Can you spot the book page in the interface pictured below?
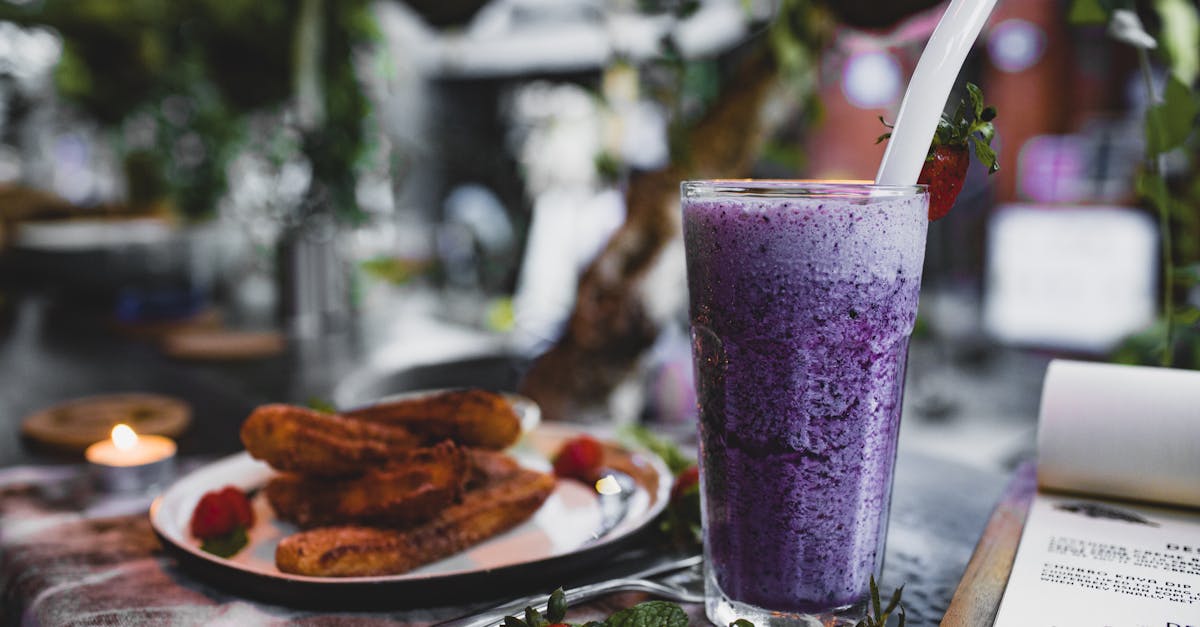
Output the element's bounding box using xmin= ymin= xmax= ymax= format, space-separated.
xmin=994 ymin=491 xmax=1200 ymax=626
xmin=1038 ymin=360 xmax=1200 ymax=509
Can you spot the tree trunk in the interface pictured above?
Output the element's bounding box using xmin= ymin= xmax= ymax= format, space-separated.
xmin=519 ymin=47 xmax=784 ymax=421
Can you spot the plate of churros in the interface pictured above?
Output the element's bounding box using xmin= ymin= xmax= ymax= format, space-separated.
xmin=149 ymin=389 xmax=672 ymax=608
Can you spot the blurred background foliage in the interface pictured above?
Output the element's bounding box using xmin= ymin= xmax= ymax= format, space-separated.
xmin=0 ymin=0 xmax=376 ymax=222
xmin=1069 ymin=0 xmax=1200 ymax=367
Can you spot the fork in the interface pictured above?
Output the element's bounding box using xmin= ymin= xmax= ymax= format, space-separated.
xmin=438 ymin=554 xmax=703 ymax=627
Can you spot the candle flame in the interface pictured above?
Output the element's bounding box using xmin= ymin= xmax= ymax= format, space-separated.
xmin=111 ymin=424 xmax=139 ymax=451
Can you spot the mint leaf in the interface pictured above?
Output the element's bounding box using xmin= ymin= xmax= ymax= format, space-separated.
xmin=730 ymin=620 xmax=755 ymax=627
xmin=200 ymin=526 xmax=248 ymax=558
xmin=547 ymin=588 xmax=567 ymax=623
xmin=605 ymin=601 xmax=688 ymax=627
xmin=525 ymin=606 xmax=547 ymax=627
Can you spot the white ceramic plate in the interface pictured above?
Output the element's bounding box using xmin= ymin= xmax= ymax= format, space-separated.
xmin=149 ymin=422 xmax=671 ymax=608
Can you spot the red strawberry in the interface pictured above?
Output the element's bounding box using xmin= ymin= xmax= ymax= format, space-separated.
xmin=190 ymin=491 xmax=239 ymax=539
xmin=671 ymin=465 xmax=700 ymax=503
xmin=879 ymin=82 xmax=999 ymax=222
xmin=552 ymin=435 xmax=605 ymax=482
xmin=219 ymin=486 xmax=255 ymax=528
xmin=919 ymin=145 xmax=969 ymax=221
xmin=190 ymin=486 xmax=254 ymax=539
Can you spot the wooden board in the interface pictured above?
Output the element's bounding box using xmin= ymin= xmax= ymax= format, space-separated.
xmin=941 ymin=462 xmax=1037 ymax=627
xmin=21 ymin=393 xmax=191 ymax=451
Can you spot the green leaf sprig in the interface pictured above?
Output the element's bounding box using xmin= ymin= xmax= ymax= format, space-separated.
xmin=1071 ymin=0 xmax=1200 ymax=367
xmin=199 ymin=526 xmax=249 ymax=558
xmin=620 ymin=426 xmax=701 ymax=549
xmin=507 ymin=578 xmax=906 ymax=627
xmin=504 ymin=589 xmax=688 ymax=627
xmin=876 ymin=82 xmax=999 ymax=174
xmin=621 ymin=425 xmax=694 ymax=475
xmin=854 ymin=576 xmax=906 ymax=627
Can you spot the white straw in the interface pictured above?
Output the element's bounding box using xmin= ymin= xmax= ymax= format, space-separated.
xmin=875 ymin=0 xmax=1001 ymax=186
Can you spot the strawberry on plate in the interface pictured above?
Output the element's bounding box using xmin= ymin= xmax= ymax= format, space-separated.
xmin=670 ymin=465 xmax=700 ymax=503
xmin=190 ymin=485 xmax=254 ymax=558
xmin=552 ymin=434 xmax=605 ymax=483
xmin=879 ymin=82 xmax=999 ymax=221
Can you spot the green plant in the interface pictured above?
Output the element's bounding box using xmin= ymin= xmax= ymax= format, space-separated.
xmin=506 ymin=577 xmax=906 ymax=627
xmin=504 ymin=588 xmax=688 ymax=627
xmin=1070 ymin=0 xmax=1200 ymax=367
xmin=855 ymin=576 xmax=906 ymax=627
xmin=0 ymin=0 xmax=377 ymax=222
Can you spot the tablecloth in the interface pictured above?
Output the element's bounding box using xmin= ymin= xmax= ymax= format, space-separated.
xmin=0 ymin=464 xmax=703 ymax=627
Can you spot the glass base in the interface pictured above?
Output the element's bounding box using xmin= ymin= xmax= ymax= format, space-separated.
xmin=705 ymin=571 xmax=866 ymax=627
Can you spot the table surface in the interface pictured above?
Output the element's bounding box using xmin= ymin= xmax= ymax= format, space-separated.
xmin=0 ymin=295 xmax=1010 ymax=624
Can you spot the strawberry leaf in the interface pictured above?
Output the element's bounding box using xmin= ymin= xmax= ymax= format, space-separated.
xmin=877 ymin=82 xmax=1000 ymax=185
xmin=975 ymin=122 xmax=995 ymax=144
xmin=200 ymin=526 xmax=248 ymax=558
xmin=973 ymin=140 xmax=999 ymax=174
xmin=966 ymin=82 xmax=985 ymax=119
xmin=933 ymin=118 xmax=955 ymax=148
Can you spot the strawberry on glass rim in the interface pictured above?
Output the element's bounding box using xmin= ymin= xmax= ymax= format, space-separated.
xmin=878 ymin=82 xmax=999 ymax=221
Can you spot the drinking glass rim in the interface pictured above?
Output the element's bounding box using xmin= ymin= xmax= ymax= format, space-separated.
xmin=682 ymin=179 xmax=926 ymax=199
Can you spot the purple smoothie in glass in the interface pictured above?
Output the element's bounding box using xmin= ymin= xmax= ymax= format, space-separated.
xmin=682 ymin=181 xmax=927 ymax=620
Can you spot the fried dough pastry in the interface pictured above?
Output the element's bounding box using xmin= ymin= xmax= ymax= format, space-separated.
xmin=464 ymin=448 xmax=522 ymax=487
xmin=241 ymin=404 xmax=419 ymax=476
xmin=345 ymin=388 xmax=522 ymax=450
xmin=275 ymin=467 xmax=555 ymax=577
xmin=265 ymin=441 xmax=468 ymax=528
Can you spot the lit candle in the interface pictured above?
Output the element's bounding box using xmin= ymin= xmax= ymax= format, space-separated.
xmin=86 ymin=424 xmax=176 ymax=492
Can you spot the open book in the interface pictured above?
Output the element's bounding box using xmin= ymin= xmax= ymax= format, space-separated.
xmin=992 ymin=360 xmax=1200 ymax=626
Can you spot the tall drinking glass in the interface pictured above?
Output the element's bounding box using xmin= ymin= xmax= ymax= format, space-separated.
xmin=681 ymin=180 xmax=928 ymax=625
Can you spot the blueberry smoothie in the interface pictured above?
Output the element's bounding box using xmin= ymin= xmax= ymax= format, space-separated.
xmin=682 ymin=181 xmax=927 ymax=620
